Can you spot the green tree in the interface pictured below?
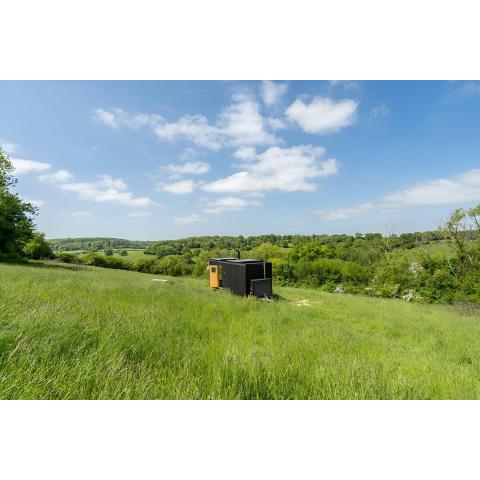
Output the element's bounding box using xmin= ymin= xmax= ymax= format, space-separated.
xmin=104 ymin=248 xmax=114 ymax=256
xmin=22 ymin=232 xmax=53 ymax=259
xmin=119 ymin=249 xmax=128 ymax=256
xmin=0 ymin=148 xmax=37 ymax=256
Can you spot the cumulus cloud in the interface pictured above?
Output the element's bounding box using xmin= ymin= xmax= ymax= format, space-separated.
xmin=94 ymin=93 xmax=280 ymax=151
xmin=318 ymin=168 xmax=480 ymax=220
xmin=204 ymin=196 xmax=260 ymax=214
xmin=92 ymin=108 xmax=153 ymax=129
xmin=383 ymin=169 xmax=480 ymax=206
xmin=159 ymin=179 xmax=196 ymax=194
xmin=38 ymin=169 xmax=74 ymax=183
xmin=218 ymin=94 xmax=278 ymax=146
xmin=38 ymin=170 xmax=148 ymax=207
xmin=152 ymin=114 xmax=223 ymax=150
xmin=96 ymin=174 xmax=128 ymax=191
xmin=93 ymin=108 xmax=119 ymax=128
xmin=55 ymin=174 xmax=151 ymax=207
xmin=260 ymin=81 xmax=288 ymax=107
xmin=174 ymin=213 xmax=200 ymax=225
xmin=233 ymin=147 xmax=256 ymax=161
xmin=286 ymin=96 xmax=358 ymax=134
xmin=164 ymin=162 xmax=210 ymax=176
xmin=203 ymin=145 xmax=337 ymax=194
xmin=11 ymin=158 xmax=51 ymax=175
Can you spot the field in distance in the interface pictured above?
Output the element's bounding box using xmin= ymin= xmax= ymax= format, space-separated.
xmin=1 ymin=260 xmax=480 ymax=399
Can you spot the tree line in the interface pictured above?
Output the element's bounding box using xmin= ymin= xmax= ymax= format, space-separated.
xmin=2 ymin=145 xmax=480 ymax=304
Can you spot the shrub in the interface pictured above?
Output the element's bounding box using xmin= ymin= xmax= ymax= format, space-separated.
xmin=22 ymin=233 xmax=53 ymax=259
xmin=55 ymin=252 xmax=81 ymax=264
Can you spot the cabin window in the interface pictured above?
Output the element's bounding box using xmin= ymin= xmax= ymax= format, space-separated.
xmin=211 ymin=266 xmax=216 ymax=272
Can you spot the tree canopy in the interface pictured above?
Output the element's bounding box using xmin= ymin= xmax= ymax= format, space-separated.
xmin=0 ymin=148 xmax=38 ymax=257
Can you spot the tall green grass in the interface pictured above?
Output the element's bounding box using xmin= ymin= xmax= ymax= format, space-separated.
xmin=1 ymin=261 xmax=480 ymax=399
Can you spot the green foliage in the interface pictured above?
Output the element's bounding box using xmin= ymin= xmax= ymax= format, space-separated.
xmin=49 ymin=203 xmax=480 ymax=305
xmin=119 ymin=249 xmax=128 ymax=256
xmin=54 ymin=252 xmax=81 ymax=264
xmin=249 ymin=242 xmax=285 ymax=261
xmin=0 ymin=148 xmax=37 ymax=255
xmin=104 ymin=248 xmax=114 ymax=256
xmin=48 ymin=237 xmax=153 ymax=252
xmin=22 ymin=232 xmax=53 ymax=259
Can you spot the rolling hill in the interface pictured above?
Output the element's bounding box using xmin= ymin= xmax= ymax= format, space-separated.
xmin=1 ymin=260 xmax=480 ymax=399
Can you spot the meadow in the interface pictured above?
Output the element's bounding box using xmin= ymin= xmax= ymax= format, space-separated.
xmin=1 ymin=260 xmax=480 ymax=399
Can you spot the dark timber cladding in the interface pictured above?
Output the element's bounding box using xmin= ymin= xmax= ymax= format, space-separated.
xmin=208 ymin=258 xmax=273 ymax=297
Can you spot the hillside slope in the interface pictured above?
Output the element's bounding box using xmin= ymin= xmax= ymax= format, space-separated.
xmin=1 ymin=261 xmax=480 ymax=399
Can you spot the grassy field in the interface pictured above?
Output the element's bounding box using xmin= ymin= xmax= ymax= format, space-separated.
xmin=1 ymin=261 xmax=480 ymax=399
xmin=408 ymin=240 xmax=456 ymax=259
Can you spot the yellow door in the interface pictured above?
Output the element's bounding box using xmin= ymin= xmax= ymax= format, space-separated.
xmin=209 ymin=265 xmax=220 ymax=288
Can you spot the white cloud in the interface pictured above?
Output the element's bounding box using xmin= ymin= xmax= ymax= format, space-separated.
xmin=233 ymin=147 xmax=256 ymax=161
xmin=203 ymin=145 xmax=337 ymax=194
xmin=218 ymin=94 xmax=277 ymax=146
xmin=317 ymin=203 xmax=375 ymax=220
xmin=0 ymin=139 xmax=20 ymax=155
xmin=152 ymin=114 xmax=223 ymax=150
xmin=159 ymin=179 xmax=196 ymax=194
xmin=383 ymin=169 xmax=480 ymax=207
xmin=174 ymin=213 xmax=200 ymax=225
xmin=96 ymin=174 xmax=128 ymax=190
xmin=286 ymin=96 xmax=358 ymax=134
xmin=59 ymin=175 xmax=151 ymax=207
xmin=94 ymin=93 xmax=279 ymax=151
xmin=11 ymin=158 xmax=51 ymax=175
xmin=318 ymin=168 xmax=480 ymax=220
xmin=260 ymin=81 xmax=288 ymax=107
xmin=92 ymin=108 xmax=152 ymax=129
xmin=128 ymin=211 xmax=152 ymax=217
xmin=93 ymin=108 xmax=119 ymax=128
xmin=38 ymin=169 xmax=74 ymax=184
xmin=70 ymin=211 xmax=93 ymax=218
xmin=164 ymin=162 xmax=210 ymax=176
xmin=267 ymin=117 xmax=287 ymax=131
xmin=204 ymin=196 xmax=260 ymax=214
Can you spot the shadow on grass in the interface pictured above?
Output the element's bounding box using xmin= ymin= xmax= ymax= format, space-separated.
xmin=0 ymin=259 xmax=88 ymax=272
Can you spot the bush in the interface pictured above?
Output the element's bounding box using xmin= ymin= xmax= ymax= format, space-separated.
xmin=276 ymin=257 xmax=372 ymax=290
xmin=55 ymin=252 xmax=81 ymax=264
xmin=151 ymin=255 xmax=193 ymax=276
xmin=104 ymin=248 xmax=114 ymax=256
xmin=131 ymin=257 xmax=157 ymax=273
xmin=22 ymin=233 xmax=53 ymax=259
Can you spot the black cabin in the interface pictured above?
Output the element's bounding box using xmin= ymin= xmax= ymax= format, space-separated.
xmin=208 ymin=257 xmax=273 ymax=298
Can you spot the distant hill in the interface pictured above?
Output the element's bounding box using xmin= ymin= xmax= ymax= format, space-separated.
xmin=48 ymin=237 xmax=155 ymax=252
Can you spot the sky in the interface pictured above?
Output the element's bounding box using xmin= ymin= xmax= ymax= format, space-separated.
xmin=1 ymin=80 xmax=480 ymax=240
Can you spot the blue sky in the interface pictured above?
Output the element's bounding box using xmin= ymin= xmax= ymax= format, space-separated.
xmin=1 ymin=80 xmax=479 ymax=240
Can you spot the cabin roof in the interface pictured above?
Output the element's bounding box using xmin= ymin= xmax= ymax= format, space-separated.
xmin=208 ymin=257 xmax=266 ymax=265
